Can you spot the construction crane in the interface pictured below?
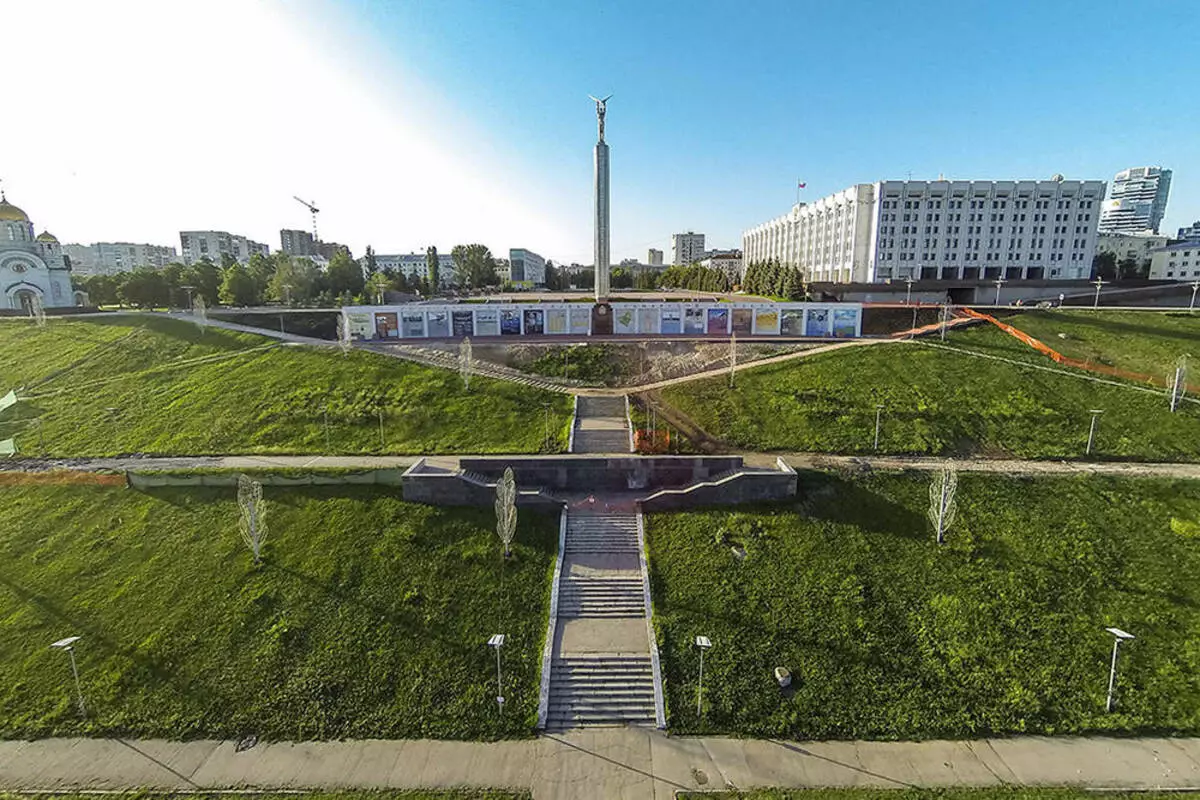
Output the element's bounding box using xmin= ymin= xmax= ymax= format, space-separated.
xmin=293 ymin=196 xmax=320 ymax=242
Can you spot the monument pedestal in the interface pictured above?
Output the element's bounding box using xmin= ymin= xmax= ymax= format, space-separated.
xmin=591 ymin=302 xmax=613 ymax=335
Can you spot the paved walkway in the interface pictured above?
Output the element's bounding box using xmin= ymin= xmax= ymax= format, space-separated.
xmin=5 ymin=731 xmax=1200 ymax=797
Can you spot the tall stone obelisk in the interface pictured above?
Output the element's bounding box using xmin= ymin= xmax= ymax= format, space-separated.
xmin=591 ymin=95 xmax=612 ymax=301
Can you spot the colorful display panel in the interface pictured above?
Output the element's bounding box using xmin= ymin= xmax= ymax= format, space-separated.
xmin=523 ymin=309 xmax=545 ymax=335
xmin=546 ymin=308 xmax=568 ymax=334
xmin=475 ymin=308 xmax=500 ymax=337
xmin=500 ymin=309 xmax=522 ymax=335
xmin=731 ymin=308 xmax=753 ymax=335
xmin=754 ymin=307 xmax=780 ymax=334
xmin=426 ymin=310 xmax=450 ymax=338
xmin=452 ymin=310 xmax=474 ymax=337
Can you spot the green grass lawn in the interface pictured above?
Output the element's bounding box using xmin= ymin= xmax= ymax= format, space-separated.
xmin=680 ymin=792 xmax=1189 ymax=800
xmin=647 ymin=472 xmax=1200 ymax=739
xmin=658 ymin=340 xmax=1200 ymax=460
xmin=0 ymin=484 xmax=557 ymax=740
xmin=0 ymin=316 xmax=571 ymax=456
xmin=948 ymin=309 xmax=1200 ymax=382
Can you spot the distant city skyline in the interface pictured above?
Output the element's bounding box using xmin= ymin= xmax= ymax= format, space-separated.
xmin=4 ymin=0 xmax=1198 ymax=267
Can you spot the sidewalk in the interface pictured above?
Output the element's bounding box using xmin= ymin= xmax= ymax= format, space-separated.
xmin=4 ymin=730 xmax=1200 ymax=798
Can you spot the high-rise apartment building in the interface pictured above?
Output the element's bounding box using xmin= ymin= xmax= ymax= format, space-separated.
xmin=280 ymin=229 xmax=317 ymax=257
xmin=1098 ymin=166 xmax=1172 ymax=234
xmin=63 ymin=242 xmax=178 ymax=275
xmin=180 ymin=231 xmax=269 ymax=265
xmin=647 ymin=248 xmax=664 ymax=266
xmin=671 ymin=232 xmax=706 ymax=265
xmin=743 ymin=178 xmax=1105 ymax=283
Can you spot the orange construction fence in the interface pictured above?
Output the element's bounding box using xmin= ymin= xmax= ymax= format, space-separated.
xmin=634 ymin=428 xmax=671 ymax=453
xmin=958 ymin=308 xmax=1196 ymax=393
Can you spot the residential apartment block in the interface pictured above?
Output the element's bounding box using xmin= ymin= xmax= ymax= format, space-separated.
xmin=63 ymin=242 xmax=178 ymax=275
xmin=1148 ymin=243 xmax=1200 ymax=281
xmin=743 ymin=178 xmax=1105 ymax=283
xmin=371 ymin=252 xmax=456 ymax=286
xmin=671 ymin=231 xmax=706 ymax=266
xmin=179 ymin=230 xmax=269 ymax=265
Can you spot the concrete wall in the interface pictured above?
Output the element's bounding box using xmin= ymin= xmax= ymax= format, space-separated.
xmin=639 ymin=463 xmax=797 ymax=511
xmin=129 ymin=469 xmax=404 ymax=488
xmin=458 ymin=456 xmax=744 ymax=492
xmin=401 ymin=460 xmax=562 ymax=507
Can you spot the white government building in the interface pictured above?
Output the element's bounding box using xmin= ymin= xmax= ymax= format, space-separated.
xmin=743 ymin=178 xmax=1106 ymax=283
xmin=1 ymin=193 xmax=76 ymax=311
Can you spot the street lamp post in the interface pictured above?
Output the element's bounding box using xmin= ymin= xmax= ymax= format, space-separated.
xmin=993 ymin=277 xmax=1006 ymax=307
xmin=694 ymin=635 xmax=712 ymax=718
xmin=1086 ymin=409 xmax=1103 ymax=456
xmin=1092 ymin=278 xmax=1106 ymax=310
xmin=904 ymin=276 xmax=915 ymax=306
xmin=1190 ymin=280 xmax=1200 ymax=312
xmin=1105 ymin=627 xmax=1135 ymax=713
xmin=50 ymin=636 xmax=86 ymax=718
xmin=488 ymin=634 xmax=506 ymax=715
xmin=873 ymin=404 xmax=884 ymax=451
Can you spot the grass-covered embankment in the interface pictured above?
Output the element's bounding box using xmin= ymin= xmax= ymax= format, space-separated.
xmin=0 ymin=484 xmax=557 ymax=740
xmin=647 ymin=472 xmax=1200 ymax=739
xmin=0 ymin=316 xmax=571 ymax=456
xmin=659 ymin=339 xmax=1199 ymax=460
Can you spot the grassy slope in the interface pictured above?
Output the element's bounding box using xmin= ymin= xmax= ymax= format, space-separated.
xmin=948 ymin=309 xmax=1200 ymax=381
xmin=0 ymin=316 xmax=572 ymax=456
xmin=647 ymin=473 xmax=1200 ymax=739
xmin=0 ymin=485 xmax=557 ymax=740
xmin=659 ymin=339 xmax=1199 ymax=460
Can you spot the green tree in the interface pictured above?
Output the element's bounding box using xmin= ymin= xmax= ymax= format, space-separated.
xmin=74 ymin=274 xmax=121 ymax=306
xmin=364 ymin=245 xmax=378 ymax=275
xmin=611 ymin=267 xmax=634 ymax=289
xmin=1092 ymin=251 xmax=1117 ymax=281
xmin=427 ymin=246 xmax=440 ymax=292
xmin=219 ymin=262 xmax=259 ymax=306
xmin=185 ymin=258 xmax=222 ymax=306
xmin=1118 ymin=256 xmax=1146 ymax=280
xmin=246 ymin=252 xmax=276 ymax=301
xmin=367 ymin=271 xmax=391 ymax=303
xmin=269 ymin=255 xmax=320 ymax=305
xmin=451 ymin=244 xmax=497 ymax=289
xmin=118 ymin=267 xmax=170 ymax=308
xmin=326 ymin=249 xmax=365 ymax=297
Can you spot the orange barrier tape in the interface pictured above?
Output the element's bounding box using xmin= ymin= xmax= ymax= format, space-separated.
xmin=959 ymin=308 xmax=1196 ymax=392
xmin=0 ymin=471 xmax=125 ymax=486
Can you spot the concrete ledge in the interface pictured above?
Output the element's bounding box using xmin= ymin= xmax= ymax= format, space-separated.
xmin=536 ymin=509 xmax=568 ymax=729
xmin=567 ymin=395 xmax=579 ymax=453
xmin=624 ymin=395 xmax=635 ymax=453
xmin=637 ymin=510 xmax=666 ymax=729
xmin=639 ymin=463 xmax=797 ymax=511
xmin=401 ymin=460 xmax=561 ymax=507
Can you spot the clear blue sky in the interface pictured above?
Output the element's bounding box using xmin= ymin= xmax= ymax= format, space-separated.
xmin=336 ymin=0 xmax=1200 ymax=262
xmin=8 ymin=1 xmax=1198 ymax=264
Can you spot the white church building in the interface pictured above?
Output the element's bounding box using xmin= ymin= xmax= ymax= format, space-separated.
xmin=2 ymin=192 xmax=75 ymax=312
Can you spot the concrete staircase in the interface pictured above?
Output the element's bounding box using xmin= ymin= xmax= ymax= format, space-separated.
xmin=571 ymin=396 xmax=631 ymax=454
xmin=548 ymin=654 xmax=656 ymax=727
xmin=544 ymin=508 xmax=659 ymax=731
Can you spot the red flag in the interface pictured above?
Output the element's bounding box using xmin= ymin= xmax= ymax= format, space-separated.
xmin=797 ymin=182 xmax=806 ymax=189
